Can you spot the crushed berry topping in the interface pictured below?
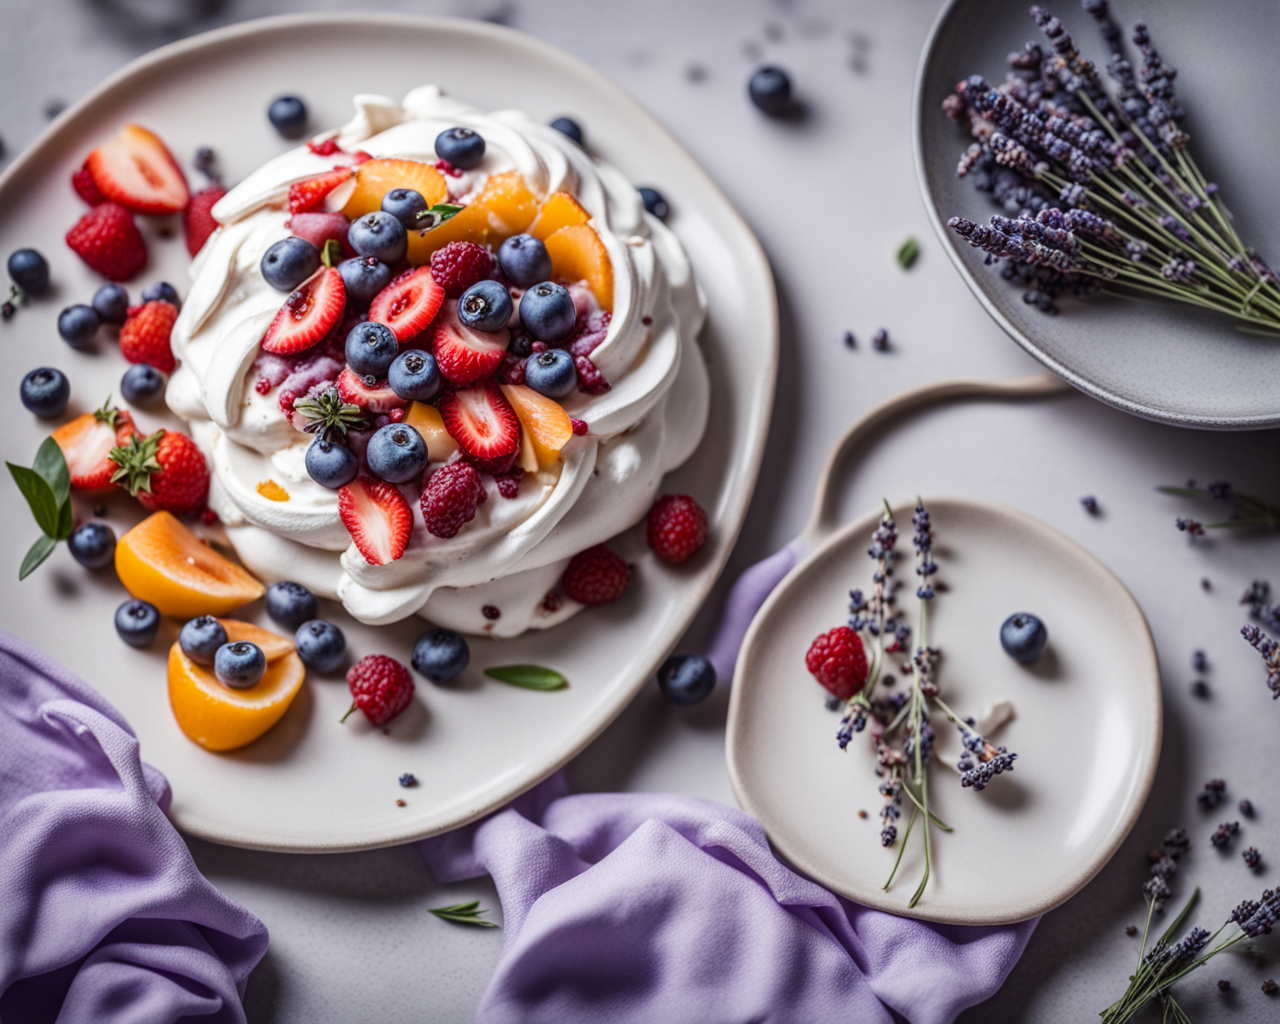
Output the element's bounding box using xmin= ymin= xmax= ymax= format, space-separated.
xmin=495 ymin=467 xmax=524 ymax=499
xmin=482 ymin=605 xmax=501 ymax=620
xmin=307 ymin=138 xmax=342 ymax=156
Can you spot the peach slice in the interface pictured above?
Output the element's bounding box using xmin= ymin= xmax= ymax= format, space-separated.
xmin=116 ymin=511 xmax=265 ymax=618
xmin=168 ymin=619 xmax=304 ymax=752
xmin=500 ymin=384 xmax=573 ymax=469
xmin=341 ymin=158 xmax=448 ymax=220
xmin=406 ymin=171 xmax=539 ymax=265
xmin=404 ymin=401 xmax=459 ymax=461
xmin=529 ymin=191 xmax=590 ymax=240
xmin=544 ymin=224 xmax=614 ymax=312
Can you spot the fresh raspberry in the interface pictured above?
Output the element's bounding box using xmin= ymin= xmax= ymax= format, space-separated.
xmin=306 ymin=138 xmax=342 ymax=156
xmin=562 ymin=545 xmax=630 ymax=606
xmin=109 ymin=428 xmax=210 ymax=515
xmin=805 ymin=626 xmax=868 ymax=701
xmin=494 ymin=468 xmax=523 ymax=499
xmin=118 ymin=300 xmax=178 ymax=374
xmin=183 ymin=185 xmax=226 ymax=256
xmin=420 ymin=461 xmax=487 ymax=538
xmin=72 ymin=163 xmax=107 ymax=205
xmin=498 ymin=351 xmax=526 ymax=385
xmin=430 ymin=241 xmax=494 ymax=297
xmin=343 ymin=654 xmax=414 ymax=726
xmin=646 ymin=494 xmax=708 ymax=564
xmin=65 ymin=202 xmax=147 ymax=281
xmin=570 ymin=418 xmax=589 ymax=436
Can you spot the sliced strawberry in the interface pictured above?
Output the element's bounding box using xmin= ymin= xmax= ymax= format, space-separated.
xmin=432 ymin=306 xmax=508 ymax=386
xmin=368 ymin=266 xmax=445 ymax=344
xmin=287 ymin=168 xmax=353 ymax=215
xmin=338 ymin=476 xmax=412 ymax=565
xmin=287 ymin=211 xmax=355 ymax=258
xmin=335 ymin=366 xmax=406 ymax=414
xmin=183 ymin=185 xmax=226 ymax=256
xmin=439 ymin=381 xmax=521 ymax=474
xmin=52 ymin=402 xmax=136 ymax=490
xmin=261 ymin=267 xmax=346 ymax=355
xmin=85 ymin=124 xmax=189 ymax=215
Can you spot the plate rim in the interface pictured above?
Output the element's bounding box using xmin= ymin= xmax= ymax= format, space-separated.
xmin=725 ymin=496 xmax=1162 ymax=925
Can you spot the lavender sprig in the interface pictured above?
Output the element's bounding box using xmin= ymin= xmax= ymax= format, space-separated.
xmin=1158 ymin=480 xmax=1280 ymax=531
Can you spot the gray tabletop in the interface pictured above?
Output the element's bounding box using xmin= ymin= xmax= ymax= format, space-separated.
xmin=4 ymin=1 xmax=1279 ymax=1020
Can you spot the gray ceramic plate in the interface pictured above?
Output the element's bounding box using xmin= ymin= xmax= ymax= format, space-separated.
xmin=914 ymin=0 xmax=1280 ymax=430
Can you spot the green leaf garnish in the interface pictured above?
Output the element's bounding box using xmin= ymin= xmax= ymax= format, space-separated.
xmin=7 ymin=437 xmax=73 ymax=579
xmin=429 ymin=900 xmax=500 ymax=927
xmin=33 ymin=435 xmax=70 ymax=508
xmin=896 ymin=236 xmax=919 ymax=270
xmin=8 ymin=464 xmax=60 ymax=537
xmin=19 ymin=535 xmax=57 ymax=581
xmin=483 ymin=665 xmax=568 ymax=690
xmin=415 ymin=203 xmax=466 ymax=234
xmin=320 ymin=238 xmax=341 ymax=268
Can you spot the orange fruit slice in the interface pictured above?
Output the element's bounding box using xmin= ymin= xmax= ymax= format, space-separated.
xmin=500 ymin=384 xmax=573 ymax=469
xmin=544 ymin=224 xmax=614 ymax=312
xmin=406 ymin=171 xmax=539 ymax=265
xmin=404 ymin=401 xmax=459 ymax=461
xmin=341 ymin=158 xmax=448 ymax=220
xmin=529 ymin=191 xmax=590 ymax=240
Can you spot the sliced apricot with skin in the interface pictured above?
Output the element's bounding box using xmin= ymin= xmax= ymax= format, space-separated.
xmin=500 ymin=384 xmax=573 ymax=469
xmin=406 ymin=171 xmax=539 ymax=265
xmin=342 ymin=158 xmax=448 ymax=220
xmin=116 ymin=511 xmax=265 ymax=618
xmin=404 ymin=401 xmax=459 ymax=460
xmin=544 ymin=224 xmax=614 ymax=312
xmin=529 ymin=191 xmax=590 ymax=240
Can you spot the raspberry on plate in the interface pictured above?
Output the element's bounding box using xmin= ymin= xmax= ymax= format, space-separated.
xmin=119 ymin=300 xmax=179 ymax=374
xmin=65 ymin=202 xmax=148 ymax=282
xmin=430 ymin=241 xmax=495 ymax=297
xmin=421 ymin=461 xmax=487 ymax=538
xmin=805 ymin=626 xmax=868 ymax=702
xmin=646 ymin=494 xmax=708 ymax=564
xmin=562 ymin=545 xmax=630 ymax=606
xmin=343 ymin=654 xmax=414 ymax=726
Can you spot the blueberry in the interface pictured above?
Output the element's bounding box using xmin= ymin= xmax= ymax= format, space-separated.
xmin=338 ymin=256 xmax=392 ymax=306
xmin=68 ymin=522 xmax=115 ymax=569
xmin=382 ymin=187 xmax=430 ymax=229
xmin=20 ymin=367 xmax=69 ymax=417
xmin=305 ymin=437 xmax=359 ymax=489
xmin=549 ymin=117 xmax=583 ymax=145
xmin=497 ymin=234 xmax=552 ymax=288
xmin=523 ymin=348 xmax=577 ymax=398
xmin=638 ymin=186 xmax=669 ymax=221
xmin=294 ymin=619 xmax=346 ymax=672
xmin=434 ymin=127 xmax=485 ymax=170
xmin=1000 ymin=613 xmax=1048 ymax=663
xmin=115 ymin=599 xmax=160 ymax=648
xmin=457 ymin=280 xmax=513 ymax=333
xmin=268 ymin=95 xmax=308 ymax=139
xmin=345 ymin=320 xmax=399 ymax=378
xmin=178 ymin=615 xmax=228 ymax=666
xmin=92 ymin=283 xmax=129 ymax=325
xmin=508 ymin=333 xmax=534 ymax=359
xmin=141 ymin=281 xmax=181 ymax=309
xmin=215 ymin=641 xmax=266 ymax=689
xmin=412 ymin=628 xmax=470 ymax=683
xmin=8 ymin=249 xmax=49 ymax=294
xmin=266 ymin=580 xmax=319 ymax=630
xmin=519 ymin=281 xmax=576 ymax=342
xmin=366 ymin=422 xmax=427 ymax=483
xmin=261 ymin=237 xmax=321 ymax=292
xmin=347 ymin=211 xmax=407 ymax=264
xmin=121 ymin=363 xmax=166 ymax=405
xmin=749 ymin=66 xmax=793 ymax=116
xmin=388 ymin=349 xmax=440 ymax=402
xmin=57 ymin=304 xmax=100 ymax=348
xmin=656 ymin=653 xmax=717 ymax=705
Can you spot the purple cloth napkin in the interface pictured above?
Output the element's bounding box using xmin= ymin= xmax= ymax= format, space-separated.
xmin=0 ymin=630 xmax=268 ymax=1024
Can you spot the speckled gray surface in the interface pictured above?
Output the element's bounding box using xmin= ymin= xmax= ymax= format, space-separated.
xmin=3 ymin=1 xmax=1279 ymax=1021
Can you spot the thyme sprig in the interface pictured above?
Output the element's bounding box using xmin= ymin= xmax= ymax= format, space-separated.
xmin=428 ymin=900 xmax=500 ymax=928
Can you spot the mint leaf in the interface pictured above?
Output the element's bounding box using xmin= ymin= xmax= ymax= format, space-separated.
xmin=19 ymin=535 xmax=56 ymax=580
xmin=483 ymin=665 xmax=568 ymax=691
xmin=8 ymin=463 xmax=60 ymax=537
xmin=429 ymin=901 xmax=499 ymax=928
xmin=896 ymin=237 xmax=920 ymax=270
xmin=55 ymin=498 xmax=73 ymax=541
xmin=33 ymin=437 xmax=69 ymax=508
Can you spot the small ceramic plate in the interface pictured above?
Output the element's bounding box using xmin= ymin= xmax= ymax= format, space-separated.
xmin=727 ymin=498 xmax=1160 ymax=925
xmin=915 ymin=0 xmax=1280 ymax=429
xmin=0 ymin=14 xmax=776 ymax=852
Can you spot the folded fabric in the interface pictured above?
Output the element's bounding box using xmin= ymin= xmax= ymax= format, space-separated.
xmin=0 ymin=630 xmax=268 ymax=1024
xmin=421 ymin=774 xmax=1037 ymax=1024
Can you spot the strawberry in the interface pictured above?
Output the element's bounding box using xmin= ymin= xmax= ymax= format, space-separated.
xmin=420 ymin=461 xmax=487 ymax=538
xmin=337 ymin=476 xmax=412 ymax=565
xmin=562 ymin=545 xmax=630 ymax=606
xmin=429 ymin=241 xmax=494 ymax=297
xmin=119 ymin=300 xmax=178 ymax=374
xmin=646 ymin=494 xmax=708 ymax=564
xmin=368 ymin=266 xmax=445 ymax=344
xmin=71 ymin=163 xmax=107 ymax=205
xmin=287 ymin=168 xmax=353 ymax=215
xmin=335 ymin=365 xmax=406 ymax=414
xmin=261 ymin=267 xmax=346 ymax=355
xmin=432 ymin=306 xmax=508 ymax=386
xmin=287 ymin=211 xmax=354 ymax=259
xmin=85 ymin=124 xmax=189 ymax=215
xmin=52 ymin=400 xmax=137 ymax=490
xmin=342 ymin=654 xmax=414 ymax=726
xmin=65 ymin=202 xmax=148 ymax=282
xmin=805 ymin=626 xmax=868 ymax=702
xmin=438 ymin=381 xmax=521 ymax=474
xmin=110 ymin=428 xmax=210 ymax=515
xmin=183 ymin=185 xmax=226 ymax=257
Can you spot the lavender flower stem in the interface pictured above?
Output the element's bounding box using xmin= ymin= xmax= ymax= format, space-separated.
xmin=882 ymin=805 xmax=917 ymax=891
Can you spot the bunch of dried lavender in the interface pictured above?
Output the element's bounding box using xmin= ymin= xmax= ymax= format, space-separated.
xmin=944 ymin=2 xmax=1280 ymax=332
xmin=1158 ymin=479 xmax=1280 ymax=532
xmin=838 ymin=501 xmax=1018 ymax=908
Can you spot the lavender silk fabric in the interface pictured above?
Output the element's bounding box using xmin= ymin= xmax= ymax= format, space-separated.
xmin=0 ymin=630 xmax=268 ymax=1024
xmin=421 ymin=774 xmax=1037 ymax=1024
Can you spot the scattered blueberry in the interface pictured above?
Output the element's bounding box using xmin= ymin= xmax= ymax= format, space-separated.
xmin=294 ymin=619 xmax=346 ymax=672
xmin=1000 ymin=613 xmax=1048 ymax=663
xmin=268 ymin=95 xmax=308 ymax=139
xmin=656 ymin=653 xmax=717 ymax=705
xmin=348 ymin=211 xmax=407 ymax=264
xmin=261 ymin=237 xmax=321 ymax=292
xmin=388 ymin=349 xmax=440 ymax=402
xmin=179 ymin=615 xmax=228 ymax=666
xmin=457 ymin=279 xmax=513 ymax=332
xmin=20 ymin=367 xmax=69 ymax=417
xmin=57 ymin=305 xmax=99 ymax=348
xmin=638 ymin=187 xmax=668 ymax=220
xmin=411 ymin=628 xmax=470 ymax=683
xmin=497 ymin=234 xmax=552 ymax=288
xmin=266 ymin=580 xmax=319 ymax=630
xmin=398 ymin=772 xmax=416 ymax=787
xmin=121 ymin=363 xmax=166 ymax=405
xmin=92 ymin=283 xmax=129 ymax=325
xmin=825 ymin=693 xmax=842 ymax=712
xmin=305 ymin=437 xmax=359 ymax=489
xmin=194 ymin=146 xmax=220 ymax=183
xmin=523 ymin=348 xmax=577 ymax=398
xmin=141 ymin=281 xmax=180 ymax=309
xmin=68 ymin=522 xmax=115 ymax=569
xmin=871 ymin=328 xmax=889 ymax=351
xmin=367 ymin=423 xmax=427 ymax=483
xmin=1191 ymin=680 xmax=1211 ymax=699
xmin=749 ymin=66 xmax=794 ymax=116
xmin=549 ymin=117 xmax=583 ymax=145
xmin=8 ymin=249 xmax=49 ymax=294
xmin=215 ymin=641 xmax=266 ymax=689
xmin=1081 ymin=495 xmax=1100 ymax=515
xmin=338 ymin=255 xmax=392 ymax=306
xmin=843 ymin=330 xmax=857 ymax=349
xmin=381 ymin=187 xmax=429 ymax=228
xmin=345 ymin=320 xmax=399 ymax=378
xmin=115 ymin=599 xmax=160 ymax=648
xmin=519 ymin=281 xmax=576 ymax=342
xmin=434 ymin=127 xmax=486 ymax=170
xmin=508 ymin=333 xmax=533 ymax=359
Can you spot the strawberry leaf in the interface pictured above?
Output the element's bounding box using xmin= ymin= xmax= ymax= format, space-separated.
xmin=7 ymin=463 xmax=60 ymax=537
xmin=19 ymin=535 xmax=57 ymax=581
xmin=32 ymin=436 xmax=70 ymax=508
xmin=483 ymin=665 xmax=567 ymax=691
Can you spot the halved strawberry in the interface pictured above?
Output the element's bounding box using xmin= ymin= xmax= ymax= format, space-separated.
xmin=287 ymin=169 xmax=353 ymax=215
xmin=335 ymin=366 xmax=406 ymax=414
xmin=368 ymin=266 xmax=444 ymax=344
xmin=52 ymin=400 xmax=136 ymax=490
xmin=338 ymin=476 xmax=412 ymax=565
xmin=439 ymin=381 xmax=521 ymax=474
xmin=72 ymin=163 xmax=107 ymax=205
xmin=261 ymin=267 xmax=346 ymax=355
xmin=183 ymin=185 xmax=226 ymax=256
xmin=432 ymin=306 xmax=508 ymax=386
xmin=85 ymin=124 xmax=189 ymax=215
xmin=287 ymin=211 xmax=354 ymax=258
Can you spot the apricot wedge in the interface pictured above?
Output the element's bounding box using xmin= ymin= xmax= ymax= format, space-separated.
xmin=529 ymin=191 xmax=590 ymax=240
xmin=406 ymin=171 xmax=539 ymax=265
xmin=168 ymin=620 xmax=304 ymax=752
xmin=404 ymin=401 xmax=459 ymax=461
xmin=116 ymin=511 xmax=264 ymax=618
xmin=544 ymin=224 xmax=614 ymax=312
xmin=501 ymin=384 xmax=573 ymax=470
xmin=342 ymin=158 xmax=448 ymax=220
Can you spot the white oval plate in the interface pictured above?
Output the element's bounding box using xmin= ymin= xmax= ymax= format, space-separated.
xmin=0 ymin=14 xmax=776 ymax=852
xmin=727 ymin=498 xmax=1160 ymax=925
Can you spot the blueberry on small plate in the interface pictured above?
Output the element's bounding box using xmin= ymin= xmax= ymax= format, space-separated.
xmin=266 ymin=581 xmax=319 ymax=631
xmin=1000 ymin=613 xmax=1048 ymax=663
xmin=68 ymin=522 xmax=115 ymax=569
xmin=295 ymin=619 xmax=346 ymax=673
xmin=412 ymin=628 xmax=470 ymax=683
xmin=657 ymin=653 xmax=717 ymax=705
xmin=20 ymin=367 xmax=69 ymax=418
xmin=116 ymin=599 xmax=160 ymax=648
